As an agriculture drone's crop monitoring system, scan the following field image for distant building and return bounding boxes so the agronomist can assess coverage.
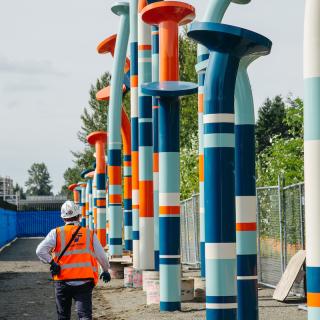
[0,176,15,202]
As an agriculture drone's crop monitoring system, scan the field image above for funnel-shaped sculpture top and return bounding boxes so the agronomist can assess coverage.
[96,85,127,101]
[68,183,78,191]
[141,1,195,26]
[232,0,251,3]
[97,34,117,54]
[81,168,94,179]
[84,171,95,179]
[87,131,108,145]
[142,81,197,97]
[188,22,272,58]
[112,2,130,16]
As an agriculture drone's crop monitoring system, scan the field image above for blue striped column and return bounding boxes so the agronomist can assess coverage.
[141,1,196,312]
[150,12,161,271]
[78,182,86,227]
[92,168,97,232]
[130,0,140,269]
[138,0,154,271]
[81,169,94,228]
[87,174,94,231]
[196,0,231,279]
[304,1,320,317]
[235,54,270,320]
[108,2,130,256]
[188,22,271,320]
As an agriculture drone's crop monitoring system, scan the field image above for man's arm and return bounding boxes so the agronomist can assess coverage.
[93,234,110,272]
[36,229,57,264]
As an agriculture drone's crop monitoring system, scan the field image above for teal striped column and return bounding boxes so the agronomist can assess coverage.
[108,2,130,256]
[196,0,250,279]
[148,0,163,271]
[78,182,86,227]
[138,0,154,271]
[235,54,270,320]
[304,0,320,317]
[130,0,140,269]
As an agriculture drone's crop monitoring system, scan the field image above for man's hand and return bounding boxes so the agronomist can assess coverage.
[50,261,61,277]
[100,271,111,283]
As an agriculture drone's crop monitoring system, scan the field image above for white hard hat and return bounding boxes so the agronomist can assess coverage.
[61,200,80,219]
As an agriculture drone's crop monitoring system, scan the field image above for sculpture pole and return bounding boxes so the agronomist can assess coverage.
[130,0,140,269]
[84,170,95,230]
[92,166,97,232]
[87,131,108,247]
[196,0,250,279]
[138,0,154,271]
[68,183,80,205]
[141,1,196,311]
[304,1,320,318]
[78,182,87,227]
[81,169,94,228]
[107,2,130,256]
[96,85,133,251]
[235,54,270,320]
[147,0,163,272]
[188,22,271,320]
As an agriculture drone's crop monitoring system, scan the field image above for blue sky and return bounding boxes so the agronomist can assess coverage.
[0,0,304,193]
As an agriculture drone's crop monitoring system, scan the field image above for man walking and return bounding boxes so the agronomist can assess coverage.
[36,200,111,320]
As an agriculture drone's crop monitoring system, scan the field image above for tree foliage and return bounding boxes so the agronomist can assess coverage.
[25,163,52,196]
[256,96,303,187]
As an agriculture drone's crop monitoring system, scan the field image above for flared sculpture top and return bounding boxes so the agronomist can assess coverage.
[97,34,117,54]
[232,0,251,4]
[85,171,95,179]
[80,168,94,179]
[87,131,108,145]
[96,85,127,101]
[188,22,272,58]
[68,183,78,191]
[141,1,195,26]
[111,2,129,16]
[141,81,197,97]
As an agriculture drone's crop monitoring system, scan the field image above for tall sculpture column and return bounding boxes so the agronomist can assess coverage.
[138,0,154,271]
[84,170,95,230]
[196,0,251,279]
[78,182,87,227]
[68,184,80,204]
[87,131,108,247]
[188,22,271,320]
[107,2,130,256]
[130,0,140,269]
[147,0,163,272]
[235,53,270,320]
[141,1,196,311]
[81,169,93,228]
[96,86,133,251]
[304,1,320,318]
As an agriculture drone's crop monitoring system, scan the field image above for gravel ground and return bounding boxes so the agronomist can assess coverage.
[0,238,307,320]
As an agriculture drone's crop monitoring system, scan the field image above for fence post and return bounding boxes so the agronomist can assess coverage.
[192,193,199,266]
[299,184,305,250]
[278,175,285,274]
[282,176,287,268]
[256,191,262,283]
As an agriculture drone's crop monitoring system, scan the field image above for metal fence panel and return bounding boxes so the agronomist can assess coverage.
[0,209,17,247]
[257,187,283,287]
[181,180,306,296]
[17,211,62,237]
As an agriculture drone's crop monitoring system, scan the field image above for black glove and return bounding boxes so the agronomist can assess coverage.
[50,261,61,277]
[100,271,111,283]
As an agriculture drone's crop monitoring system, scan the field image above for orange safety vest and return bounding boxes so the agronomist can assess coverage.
[53,225,99,285]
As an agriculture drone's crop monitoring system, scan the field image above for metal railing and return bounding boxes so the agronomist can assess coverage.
[181,179,306,296]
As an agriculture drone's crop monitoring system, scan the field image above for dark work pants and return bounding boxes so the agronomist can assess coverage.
[54,281,94,320]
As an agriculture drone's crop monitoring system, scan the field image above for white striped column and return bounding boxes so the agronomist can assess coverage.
[304,0,320,318]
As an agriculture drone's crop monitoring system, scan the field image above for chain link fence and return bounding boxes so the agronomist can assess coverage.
[181,179,306,296]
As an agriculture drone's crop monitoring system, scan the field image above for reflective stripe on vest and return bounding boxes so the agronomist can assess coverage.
[53,225,99,285]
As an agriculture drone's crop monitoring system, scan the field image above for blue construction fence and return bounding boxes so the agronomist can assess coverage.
[0,208,62,248]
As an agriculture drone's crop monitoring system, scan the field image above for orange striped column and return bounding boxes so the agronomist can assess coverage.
[87,132,107,247]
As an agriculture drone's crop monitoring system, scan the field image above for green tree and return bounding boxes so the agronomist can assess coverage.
[256,97,304,186]
[256,95,289,154]
[13,183,26,200]
[25,163,52,196]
